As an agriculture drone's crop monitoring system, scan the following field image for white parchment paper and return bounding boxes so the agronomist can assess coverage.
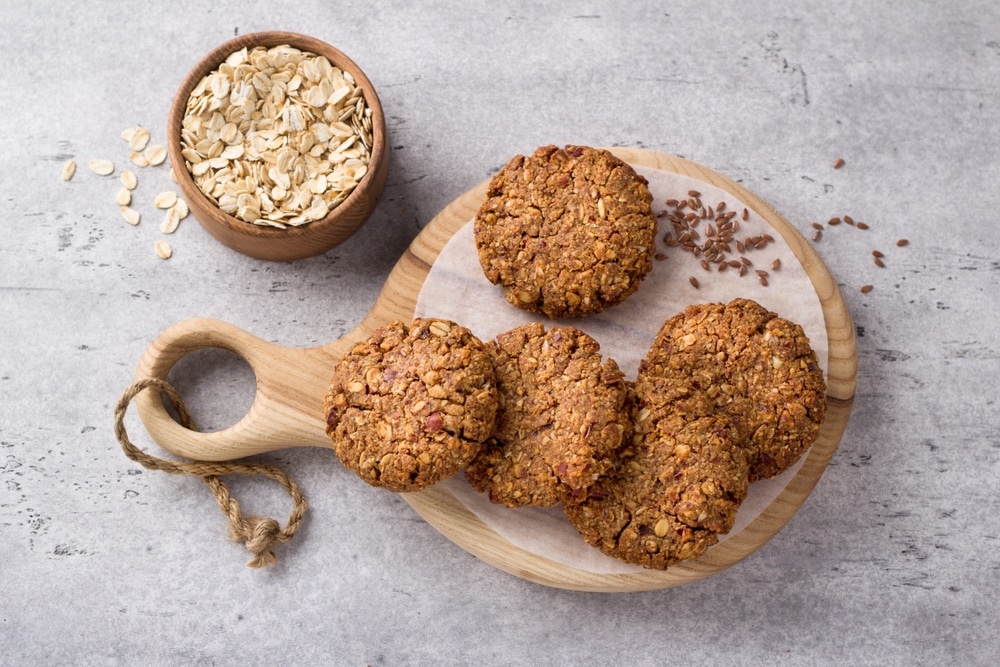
[414,164,828,574]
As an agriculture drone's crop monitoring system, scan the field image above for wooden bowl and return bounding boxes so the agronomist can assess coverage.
[167,31,389,261]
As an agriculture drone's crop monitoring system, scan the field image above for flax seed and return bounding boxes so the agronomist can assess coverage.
[896,238,909,247]
[856,221,869,230]
[874,257,885,268]
[689,276,700,288]
[872,250,884,258]
[811,222,824,230]
[771,258,781,271]
[813,229,822,241]
[833,158,845,169]
[860,284,873,293]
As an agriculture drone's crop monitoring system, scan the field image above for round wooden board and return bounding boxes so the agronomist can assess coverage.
[135,148,857,592]
[376,148,857,591]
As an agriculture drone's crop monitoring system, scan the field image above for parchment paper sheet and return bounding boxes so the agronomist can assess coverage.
[414,164,828,574]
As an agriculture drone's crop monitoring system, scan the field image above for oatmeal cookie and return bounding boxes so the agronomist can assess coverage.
[473,144,657,319]
[464,323,630,507]
[324,318,499,492]
[638,299,827,481]
[563,411,749,570]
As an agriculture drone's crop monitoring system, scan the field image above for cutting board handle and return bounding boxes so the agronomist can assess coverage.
[133,318,345,461]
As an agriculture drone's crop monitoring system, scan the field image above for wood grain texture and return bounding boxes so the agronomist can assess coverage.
[133,148,857,591]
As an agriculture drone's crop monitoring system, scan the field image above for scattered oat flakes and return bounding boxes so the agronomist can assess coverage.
[160,207,181,234]
[155,240,173,259]
[144,145,167,166]
[120,206,140,226]
[61,160,77,181]
[129,152,149,167]
[115,187,132,206]
[121,127,137,143]
[128,127,151,152]
[120,170,138,190]
[172,198,189,219]
[88,158,115,176]
[154,191,178,209]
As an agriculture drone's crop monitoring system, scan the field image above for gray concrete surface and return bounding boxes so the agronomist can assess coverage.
[2,1,999,664]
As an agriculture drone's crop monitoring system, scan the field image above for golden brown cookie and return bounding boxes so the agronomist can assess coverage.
[464,323,630,507]
[324,318,499,492]
[473,144,657,319]
[563,411,749,570]
[637,299,827,481]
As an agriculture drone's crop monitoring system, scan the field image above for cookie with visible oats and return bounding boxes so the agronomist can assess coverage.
[563,411,749,570]
[474,144,657,319]
[324,318,499,493]
[637,299,827,481]
[464,323,630,508]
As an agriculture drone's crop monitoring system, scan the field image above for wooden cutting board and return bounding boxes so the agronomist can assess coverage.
[134,147,857,592]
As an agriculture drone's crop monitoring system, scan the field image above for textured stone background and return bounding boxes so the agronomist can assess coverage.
[2,1,998,664]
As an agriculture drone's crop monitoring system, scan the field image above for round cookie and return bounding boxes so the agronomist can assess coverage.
[563,410,749,570]
[473,144,657,319]
[324,318,499,492]
[638,299,827,481]
[464,323,630,508]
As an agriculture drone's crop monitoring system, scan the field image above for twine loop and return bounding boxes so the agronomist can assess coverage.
[113,377,307,568]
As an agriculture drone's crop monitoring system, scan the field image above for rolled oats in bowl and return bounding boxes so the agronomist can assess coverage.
[168,32,389,261]
[180,43,373,229]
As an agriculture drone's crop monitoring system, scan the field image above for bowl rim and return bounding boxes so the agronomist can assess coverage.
[166,30,387,245]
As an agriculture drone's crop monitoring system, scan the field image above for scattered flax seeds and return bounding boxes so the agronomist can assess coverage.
[896,238,909,247]
[658,194,779,287]
[833,158,845,169]
[860,284,873,294]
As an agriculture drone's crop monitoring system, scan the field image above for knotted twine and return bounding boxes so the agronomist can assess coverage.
[113,378,307,568]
